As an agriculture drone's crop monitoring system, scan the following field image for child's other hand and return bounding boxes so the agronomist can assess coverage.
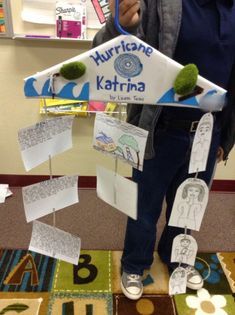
[109,0,140,28]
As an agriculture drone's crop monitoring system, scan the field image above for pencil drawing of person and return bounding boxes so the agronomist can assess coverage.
[190,120,212,172]
[174,237,194,264]
[170,268,186,295]
[177,183,205,230]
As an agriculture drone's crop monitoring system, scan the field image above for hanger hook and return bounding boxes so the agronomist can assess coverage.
[114,0,130,35]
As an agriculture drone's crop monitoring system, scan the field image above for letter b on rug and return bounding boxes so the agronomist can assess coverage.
[73,254,98,284]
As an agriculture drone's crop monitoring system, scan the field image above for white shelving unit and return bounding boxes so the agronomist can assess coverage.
[13,34,93,44]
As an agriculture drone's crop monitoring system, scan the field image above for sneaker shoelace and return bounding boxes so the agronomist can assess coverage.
[126,274,141,287]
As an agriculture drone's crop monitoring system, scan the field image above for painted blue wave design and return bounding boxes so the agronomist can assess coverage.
[24,77,52,97]
[41,79,53,96]
[24,78,90,100]
[24,77,39,97]
[203,89,217,97]
[157,88,199,107]
[57,82,89,100]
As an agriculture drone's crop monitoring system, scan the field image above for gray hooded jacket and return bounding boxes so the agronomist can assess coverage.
[93,0,235,161]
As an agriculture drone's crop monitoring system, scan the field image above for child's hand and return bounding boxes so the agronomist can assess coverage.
[109,0,140,28]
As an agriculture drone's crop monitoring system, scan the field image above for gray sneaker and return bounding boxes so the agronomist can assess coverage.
[185,266,204,290]
[121,272,143,300]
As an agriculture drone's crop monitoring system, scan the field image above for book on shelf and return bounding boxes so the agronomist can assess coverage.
[56,0,87,39]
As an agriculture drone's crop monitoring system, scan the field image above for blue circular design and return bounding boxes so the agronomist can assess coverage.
[203,270,221,284]
[114,53,143,78]
[211,263,218,270]
[195,261,204,270]
[211,254,219,263]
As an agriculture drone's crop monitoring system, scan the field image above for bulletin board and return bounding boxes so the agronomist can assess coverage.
[0,0,13,38]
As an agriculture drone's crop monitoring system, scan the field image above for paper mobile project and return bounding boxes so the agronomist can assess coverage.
[168,178,209,231]
[96,165,138,219]
[24,34,226,109]
[18,115,74,171]
[189,113,214,174]
[29,220,81,265]
[22,175,79,222]
[93,113,148,170]
[171,234,198,266]
[169,266,187,295]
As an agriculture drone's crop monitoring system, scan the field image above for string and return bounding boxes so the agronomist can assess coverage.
[113,103,122,204]
[43,99,56,258]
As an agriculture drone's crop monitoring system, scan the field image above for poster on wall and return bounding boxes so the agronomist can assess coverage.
[0,0,13,37]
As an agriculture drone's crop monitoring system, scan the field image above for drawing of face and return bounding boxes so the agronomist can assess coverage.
[198,123,211,139]
[173,269,185,280]
[187,186,200,200]
[182,182,205,202]
[180,239,190,248]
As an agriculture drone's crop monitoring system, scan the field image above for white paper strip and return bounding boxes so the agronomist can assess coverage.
[0,184,8,203]
[18,116,74,171]
[22,175,79,222]
[93,113,148,171]
[96,165,138,220]
[171,234,198,266]
[168,178,209,231]
[29,220,81,265]
[189,113,214,174]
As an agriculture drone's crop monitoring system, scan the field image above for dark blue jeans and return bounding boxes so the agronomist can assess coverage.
[121,120,221,275]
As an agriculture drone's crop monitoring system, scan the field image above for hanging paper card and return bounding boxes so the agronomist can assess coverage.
[169,267,187,295]
[22,175,78,222]
[18,116,74,171]
[171,234,198,266]
[93,113,148,170]
[189,113,214,174]
[24,35,226,108]
[29,220,81,265]
[168,178,209,231]
[96,165,138,219]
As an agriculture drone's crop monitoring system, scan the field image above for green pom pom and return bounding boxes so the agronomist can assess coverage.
[173,64,199,96]
[59,61,86,80]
